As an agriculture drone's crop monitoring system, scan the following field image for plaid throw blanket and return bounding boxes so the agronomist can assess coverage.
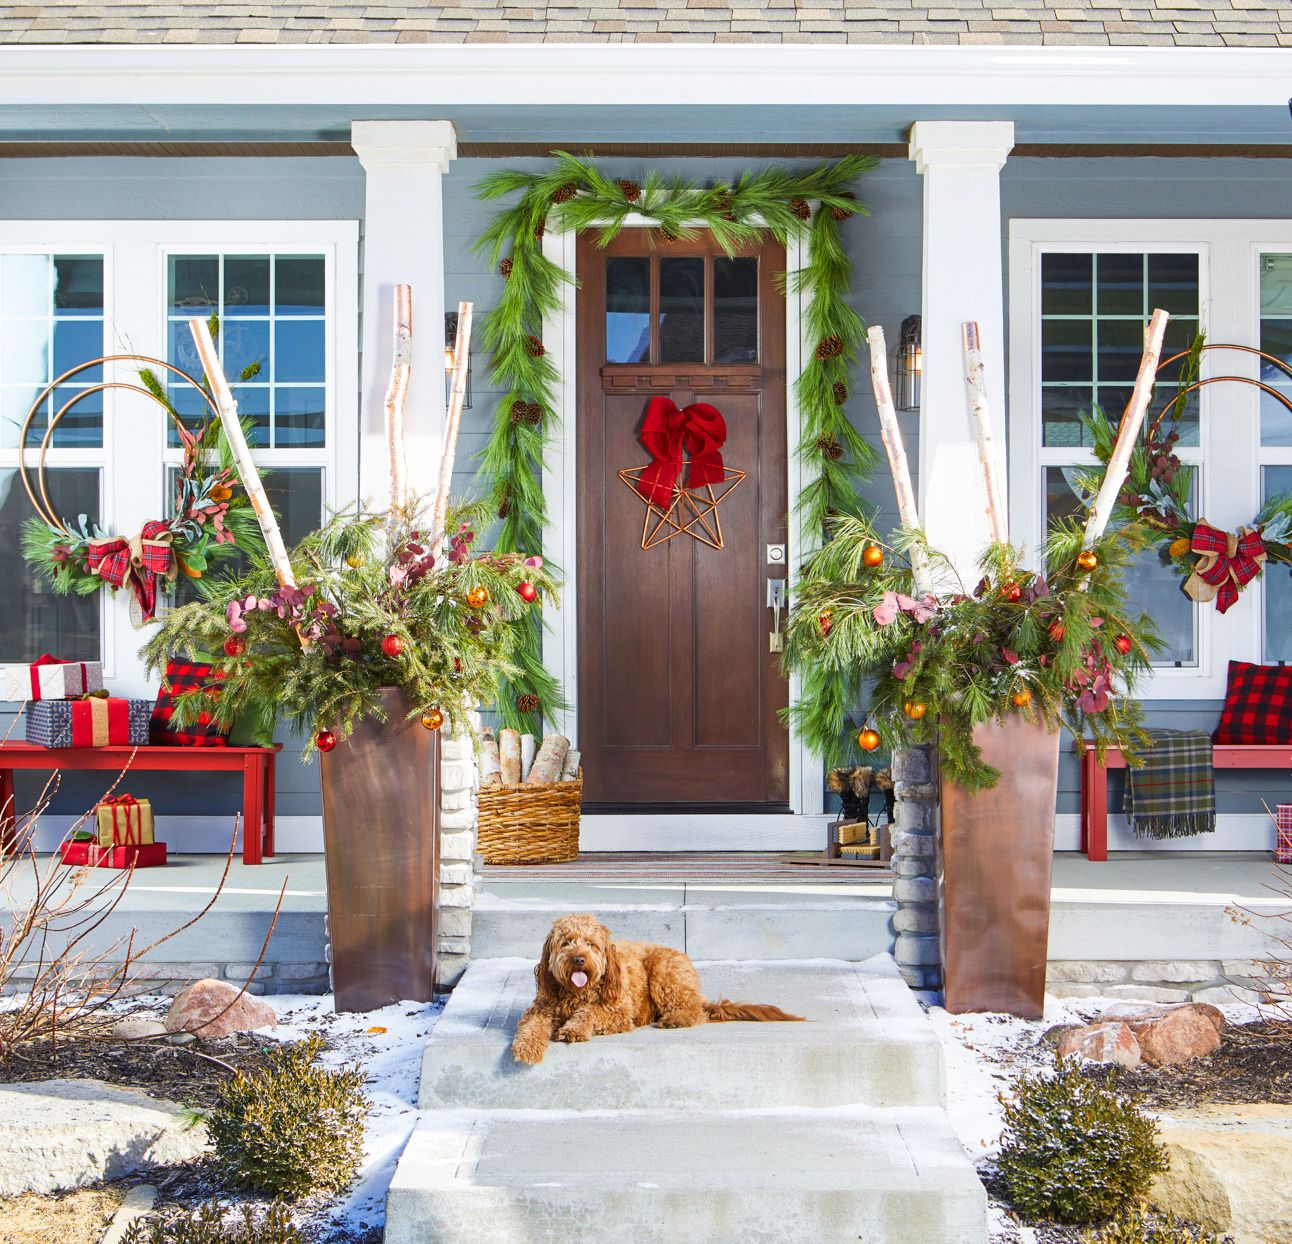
[1124,728,1216,840]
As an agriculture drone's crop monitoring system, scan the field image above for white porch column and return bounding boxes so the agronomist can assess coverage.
[908,121,1015,583]
[352,119,457,507]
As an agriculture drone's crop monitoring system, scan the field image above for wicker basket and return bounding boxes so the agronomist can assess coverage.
[477,771,582,864]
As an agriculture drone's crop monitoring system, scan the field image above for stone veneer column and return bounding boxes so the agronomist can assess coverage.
[436,713,481,990]
[890,745,941,991]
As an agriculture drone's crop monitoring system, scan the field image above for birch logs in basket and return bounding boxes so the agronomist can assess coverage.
[481,728,579,787]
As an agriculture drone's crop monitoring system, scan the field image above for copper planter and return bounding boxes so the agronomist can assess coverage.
[940,717,1060,1018]
[319,688,439,1012]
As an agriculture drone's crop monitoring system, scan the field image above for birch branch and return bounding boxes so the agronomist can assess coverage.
[187,318,296,593]
[429,300,474,558]
[867,325,933,595]
[962,321,1009,547]
[385,284,412,517]
[1082,308,1170,548]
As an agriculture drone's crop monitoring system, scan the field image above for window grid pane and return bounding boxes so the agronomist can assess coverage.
[1259,254,1292,448]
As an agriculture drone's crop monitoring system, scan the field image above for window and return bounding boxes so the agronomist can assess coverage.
[0,223,357,696]
[1259,253,1292,660]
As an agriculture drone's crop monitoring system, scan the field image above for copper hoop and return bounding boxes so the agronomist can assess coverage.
[1150,375,1292,431]
[18,354,216,536]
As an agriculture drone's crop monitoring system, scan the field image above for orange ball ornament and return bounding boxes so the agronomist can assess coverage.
[861,544,884,569]
[1049,621,1066,643]
[1076,549,1099,572]
[1011,687,1032,707]
[819,609,833,637]
[466,586,489,609]
[421,708,444,731]
[903,701,927,720]
[857,727,881,752]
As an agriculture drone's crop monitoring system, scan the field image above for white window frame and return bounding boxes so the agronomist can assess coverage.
[1010,219,1292,700]
[1,221,359,698]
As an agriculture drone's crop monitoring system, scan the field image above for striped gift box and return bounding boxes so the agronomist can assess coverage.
[25,697,152,748]
[1277,805,1292,865]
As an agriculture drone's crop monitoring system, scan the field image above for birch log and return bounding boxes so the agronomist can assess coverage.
[429,300,474,558]
[867,326,933,595]
[188,318,296,592]
[479,728,502,787]
[526,734,570,785]
[1083,309,1170,547]
[499,728,522,786]
[962,321,1009,547]
[519,733,536,782]
[385,284,412,516]
[560,748,581,781]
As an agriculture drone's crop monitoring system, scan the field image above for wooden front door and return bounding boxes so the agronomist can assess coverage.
[576,230,789,808]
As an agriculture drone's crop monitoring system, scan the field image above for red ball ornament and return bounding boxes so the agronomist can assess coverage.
[818,609,833,637]
[516,581,538,603]
[1114,634,1133,656]
[381,634,404,658]
[223,636,246,658]
[1001,581,1022,603]
[315,729,337,753]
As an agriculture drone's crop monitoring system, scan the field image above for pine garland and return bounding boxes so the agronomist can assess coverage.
[473,151,879,731]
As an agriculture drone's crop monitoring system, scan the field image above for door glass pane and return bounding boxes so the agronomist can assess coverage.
[713,257,758,363]
[659,257,704,364]
[0,466,101,667]
[1263,465,1292,661]
[0,253,105,450]
[1259,254,1292,447]
[1046,465,1196,666]
[605,257,650,364]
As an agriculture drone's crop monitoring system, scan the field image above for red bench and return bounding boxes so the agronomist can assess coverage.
[0,742,282,865]
[1079,740,1292,860]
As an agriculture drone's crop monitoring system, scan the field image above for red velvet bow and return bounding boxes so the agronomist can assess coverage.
[634,397,728,507]
[1186,522,1266,613]
[87,520,175,621]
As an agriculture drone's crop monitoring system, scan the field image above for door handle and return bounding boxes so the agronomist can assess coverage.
[767,578,787,652]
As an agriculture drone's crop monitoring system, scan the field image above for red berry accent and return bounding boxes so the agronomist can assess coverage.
[315,729,337,753]
[381,634,404,658]
[223,636,246,658]
[1049,621,1066,643]
[516,581,538,603]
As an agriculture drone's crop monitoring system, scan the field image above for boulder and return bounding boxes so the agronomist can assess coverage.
[1055,1021,1141,1068]
[1152,1104,1292,1244]
[1094,1001,1226,1066]
[165,978,277,1038]
[0,1079,209,1196]
[1099,1000,1227,1037]
[109,1017,168,1041]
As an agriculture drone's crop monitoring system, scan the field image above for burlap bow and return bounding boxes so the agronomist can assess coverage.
[1183,521,1266,614]
[86,521,177,622]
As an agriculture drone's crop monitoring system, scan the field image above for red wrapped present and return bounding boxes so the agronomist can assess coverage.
[25,694,151,748]
[1277,804,1292,865]
[59,838,167,868]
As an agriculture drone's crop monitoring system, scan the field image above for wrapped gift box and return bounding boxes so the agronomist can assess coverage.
[59,839,167,868]
[1277,805,1292,865]
[0,655,103,702]
[25,696,152,748]
[95,794,154,848]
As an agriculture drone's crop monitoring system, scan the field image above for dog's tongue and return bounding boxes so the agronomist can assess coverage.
[571,971,589,989]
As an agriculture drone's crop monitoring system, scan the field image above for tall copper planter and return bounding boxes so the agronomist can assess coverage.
[940,717,1060,1019]
[319,688,439,1012]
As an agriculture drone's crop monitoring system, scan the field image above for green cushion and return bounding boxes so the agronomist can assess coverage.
[228,700,277,749]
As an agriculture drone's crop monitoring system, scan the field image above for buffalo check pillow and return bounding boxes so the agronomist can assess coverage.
[1213,660,1292,745]
[150,659,230,747]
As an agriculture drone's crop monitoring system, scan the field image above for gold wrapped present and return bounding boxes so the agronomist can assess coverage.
[96,795,154,848]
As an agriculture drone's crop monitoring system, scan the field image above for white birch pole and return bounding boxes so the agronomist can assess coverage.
[1082,308,1170,547]
[961,321,1009,547]
[385,284,412,516]
[188,318,297,592]
[867,325,933,595]
[429,300,474,558]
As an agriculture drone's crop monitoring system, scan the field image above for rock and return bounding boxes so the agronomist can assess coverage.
[1152,1104,1292,1244]
[1041,1023,1080,1047]
[109,1017,168,1041]
[1098,1000,1227,1036]
[1055,1021,1141,1068]
[165,978,277,1038]
[1135,1008,1221,1068]
[0,1079,209,1196]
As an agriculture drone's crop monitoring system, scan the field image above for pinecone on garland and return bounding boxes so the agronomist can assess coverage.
[832,381,848,405]
[816,435,845,461]
[499,256,513,278]
[830,192,858,222]
[497,494,512,520]
[516,692,541,714]
[525,335,546,357]
[658,226,679,245]
[552,183,579,204]
[524,402,543,426]
[714,192,737,222]
[815,336,844,360]
[534,219,547,242]
[616,179,642,203]
[510,400,528,425]
[790,198,811,221]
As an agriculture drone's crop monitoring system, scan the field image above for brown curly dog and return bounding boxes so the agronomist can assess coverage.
[512,912,804,1065]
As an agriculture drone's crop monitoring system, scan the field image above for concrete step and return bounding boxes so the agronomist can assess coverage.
[386,1105,987,1244]
[472,884,896,961]
[421,956,945,1111]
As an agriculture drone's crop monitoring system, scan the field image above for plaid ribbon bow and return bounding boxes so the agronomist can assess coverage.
[1183,520,1266,614]
[87,520,176,622]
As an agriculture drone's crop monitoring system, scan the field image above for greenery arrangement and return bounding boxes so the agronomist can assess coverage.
[123,1202,302,1244]
[781,514,1159,789]
[140,498,558,752]
[473,150,878,730]
[205,1035,368,1201]
[997,1058,1168,1225]
[1085,1212,1223,1244]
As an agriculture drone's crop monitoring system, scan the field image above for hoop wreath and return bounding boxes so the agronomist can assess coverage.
[19,354,262,622]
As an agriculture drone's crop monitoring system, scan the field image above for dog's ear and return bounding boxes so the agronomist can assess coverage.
[600,936,623,1007]
[533,927,561,1005]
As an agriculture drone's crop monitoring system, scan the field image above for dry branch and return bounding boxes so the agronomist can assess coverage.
[429,301,474,558]
[385,284,413,516]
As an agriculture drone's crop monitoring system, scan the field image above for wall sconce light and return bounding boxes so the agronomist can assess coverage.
[895,314,922,413]
[444,311,472,410]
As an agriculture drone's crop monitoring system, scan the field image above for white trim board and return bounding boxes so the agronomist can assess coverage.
[1053,812,1276,854]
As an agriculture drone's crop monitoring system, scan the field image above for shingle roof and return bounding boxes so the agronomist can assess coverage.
[1,0,1289,48]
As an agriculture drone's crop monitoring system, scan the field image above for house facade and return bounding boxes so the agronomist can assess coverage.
[1,13,1291,857]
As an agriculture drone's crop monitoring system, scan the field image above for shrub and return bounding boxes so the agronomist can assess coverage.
[123,1202,302,1244]
[997,1057,1168,1224]
[1086,1211,1224,1243]
[206,1034,368,1200]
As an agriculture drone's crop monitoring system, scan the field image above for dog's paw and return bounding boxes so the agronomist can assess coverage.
[512,1036,547,1065]
[554,1023,590,1043]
